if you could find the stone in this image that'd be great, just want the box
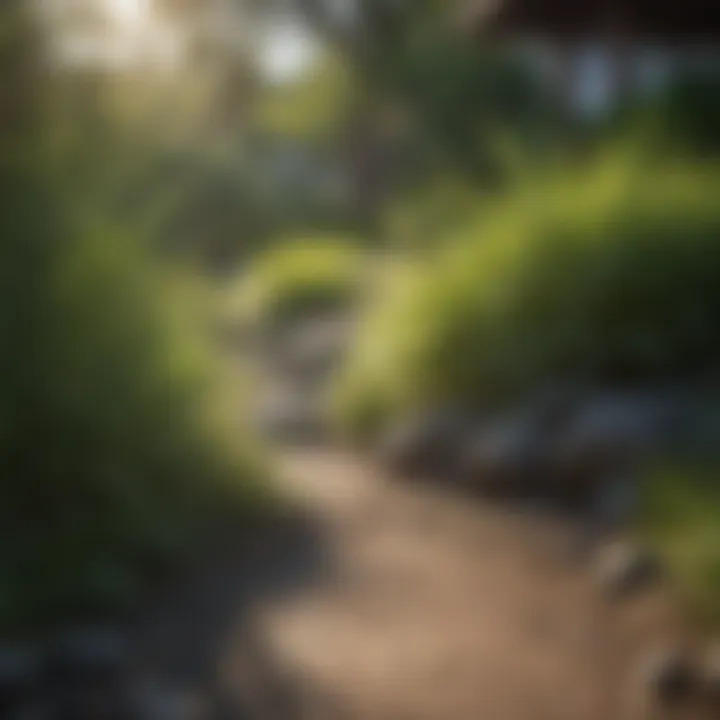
[570,394,656,449]
[254,394,325,444]
[378,409,474,479]
[641,646,697,705]
[288,318,351,368]
[8,703,53,720]
[459,386,588,501]
[48,692,130,720]
[263,316,354,388]
[43,625,128,682]
[0,643,41,716]
[700,644,720,704]
[41,626,130,719]
[588,472,639,529]
[460,414,547,499]
[126,683,204,720]
[523,385,583,432]
[595,541,664,597]
[548,391,676,507]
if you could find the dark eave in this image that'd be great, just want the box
[464,0,720,43]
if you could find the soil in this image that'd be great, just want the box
[128,446,712,720]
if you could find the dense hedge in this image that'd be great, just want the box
[639,453,720,626]
[616,69,720,159]
[0,167,268,631]
[334,153,720,438]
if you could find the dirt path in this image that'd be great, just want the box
[134,447,702,720]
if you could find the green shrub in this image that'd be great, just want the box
[383,177,485,251]
[616,69,720,158]
[639,456,720,626]
[226,237,364,329]
[0,167,269,632]
[335,152,720,438]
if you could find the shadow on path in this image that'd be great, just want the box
[128,508,345,719]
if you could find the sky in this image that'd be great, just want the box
[259,21,317,83]
[57,0,318,78]
[48,0,182,68]
[104,0,148,25]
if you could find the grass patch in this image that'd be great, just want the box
[226,237,365,330]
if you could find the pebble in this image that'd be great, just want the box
[642,645,697,705]
[44,625,128,679]
[595,541,664,597]
[700,644,720,704]
[126,683,205,720]
[41,626,130,719]
[0,643,41,715]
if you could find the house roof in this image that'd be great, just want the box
[463,0,720,42]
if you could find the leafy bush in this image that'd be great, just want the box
[334,153,720,438]
[608,69,720,159]
[383,177,485,251]
[639,455,720,626]
[0,167,269,632]
[374,35,556,181]
[226,238,365,330]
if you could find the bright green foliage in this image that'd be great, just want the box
[335,153,720,438]
[226,238,365,329]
